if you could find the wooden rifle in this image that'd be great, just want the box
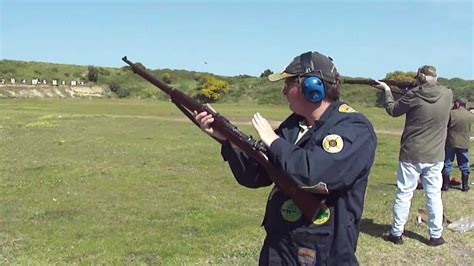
[122,56,324,222]
[344,78,417,94]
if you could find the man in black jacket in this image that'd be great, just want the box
[195,51,377,265]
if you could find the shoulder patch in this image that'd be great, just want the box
[322,134,344,153]
[338,103,357,113]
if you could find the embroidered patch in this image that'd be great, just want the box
[338,103,357,113]
[301,182,329,194]
[298,247,317,265]
[322,134,344,153]
[281,200,302,222]
[312,204,331,225]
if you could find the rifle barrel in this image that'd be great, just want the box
[344,79,378,86]
[343,78,416,94]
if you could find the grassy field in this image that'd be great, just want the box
[1,99,473,265]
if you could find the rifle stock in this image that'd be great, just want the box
[122,56,323,222]
[344,78,417,94]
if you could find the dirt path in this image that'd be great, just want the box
[95,114,406,136]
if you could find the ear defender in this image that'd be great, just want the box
[299,51,326,103]
[302,76,325,103]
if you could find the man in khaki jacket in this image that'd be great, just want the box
[376,65,452,247]
[442,97,473,192]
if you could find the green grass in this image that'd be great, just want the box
[1,99,473,265]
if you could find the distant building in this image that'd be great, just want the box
[32,78,39,85]
[52,80,58,86]
[0,79,5,84]
[10,78,15,84]
[71,80,77,86]
[61,80,66,85]
[21,79,27,84]
[42,79,47,84]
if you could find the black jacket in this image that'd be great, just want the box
[221,101,377,265]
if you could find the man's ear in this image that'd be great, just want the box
[417,73,426,83]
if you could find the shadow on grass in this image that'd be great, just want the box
[360,218,428,245]
[448,186,464,191]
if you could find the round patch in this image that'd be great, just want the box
[312,205,331,225]
[338,103,357,113]
[281,200,302,222]
[322,134,344,153]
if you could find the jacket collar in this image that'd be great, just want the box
[294,101,340,145]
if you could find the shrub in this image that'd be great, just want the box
[109,81,130,98]
[116,88,130,98]
[260,69,273,78]
[195,75,229,102]
[87,66,99,82]
[162,73,172,84]
[385,71,416,81]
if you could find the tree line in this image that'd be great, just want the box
[1,60,472,105]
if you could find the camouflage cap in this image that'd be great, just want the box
[416,65,437,77]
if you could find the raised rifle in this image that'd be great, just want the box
[343,79,417,94]
[122,56,324,222]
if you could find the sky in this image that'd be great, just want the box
[1,0,473,80]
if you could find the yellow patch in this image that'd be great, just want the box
[322,134,343,153]
[312,205,331,225]
[338,104,357,113]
